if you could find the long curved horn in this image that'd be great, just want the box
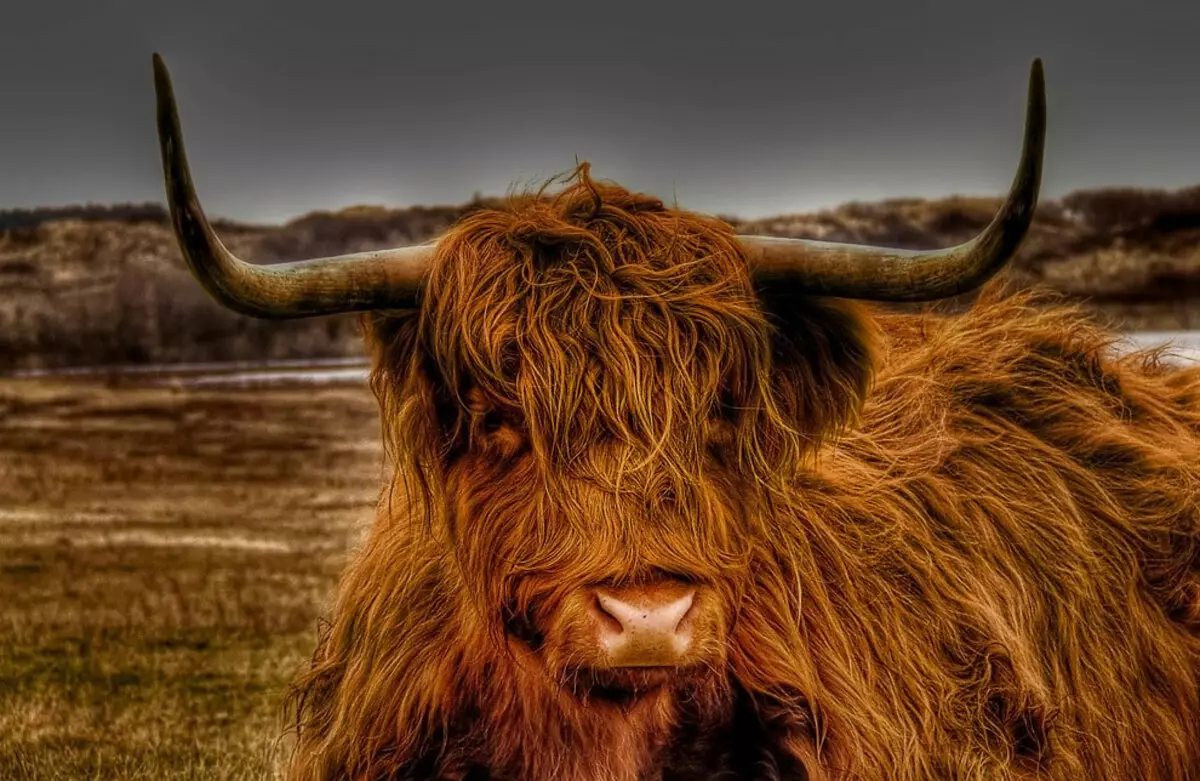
[153,53,433,319]
[739,58,1046,302]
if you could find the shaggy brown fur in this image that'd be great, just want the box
[284,165,1200,780]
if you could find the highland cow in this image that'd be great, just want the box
[150,54,1200,780]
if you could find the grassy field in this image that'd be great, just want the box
[0,378,383,779]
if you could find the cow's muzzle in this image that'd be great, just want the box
[587,580,702,667]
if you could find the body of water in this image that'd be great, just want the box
[1120,331,1200,363]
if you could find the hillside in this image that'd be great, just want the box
[3,186,1200,372]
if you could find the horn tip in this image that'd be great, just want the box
[1025,58,1046,120]
[152,53,173,95]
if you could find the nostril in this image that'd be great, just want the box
[591,594,625,636]
[675,593,698,634]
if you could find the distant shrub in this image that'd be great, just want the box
[1061,186,1200,233]
[0,203,169,231]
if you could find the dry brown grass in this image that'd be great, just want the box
[0,377,382,779]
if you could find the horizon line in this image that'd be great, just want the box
[3,179,1199,229]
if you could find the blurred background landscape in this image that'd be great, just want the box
[5,184,1200,375]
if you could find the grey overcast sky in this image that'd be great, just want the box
[1,0,1198,223]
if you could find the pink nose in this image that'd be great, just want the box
[590,583,697,667]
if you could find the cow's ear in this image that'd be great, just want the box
[360,311,460,466]
[758,291,880,439]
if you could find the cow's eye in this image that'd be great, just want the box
[482,409,505,433]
